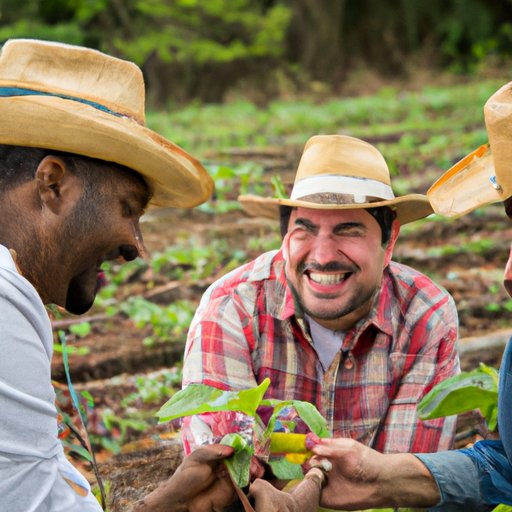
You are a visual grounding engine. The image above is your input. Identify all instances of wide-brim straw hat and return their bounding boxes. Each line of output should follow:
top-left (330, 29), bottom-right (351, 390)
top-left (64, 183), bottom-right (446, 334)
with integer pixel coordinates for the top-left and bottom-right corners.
top-left (239, 134), bottom-right (432, 225)
top-left (0, 39), bottom-right (213, 208)
top-left (428, 81), bottom-right (512, 217)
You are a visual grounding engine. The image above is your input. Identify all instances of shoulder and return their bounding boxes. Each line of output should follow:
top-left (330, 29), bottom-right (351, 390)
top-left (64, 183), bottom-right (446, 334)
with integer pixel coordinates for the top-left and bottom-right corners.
top-left (200, 249), bottom-right (282, 302)
top-left (0, 251), bottom-right (52, 348)
top-left (385, 261), bottom-right (457, 316)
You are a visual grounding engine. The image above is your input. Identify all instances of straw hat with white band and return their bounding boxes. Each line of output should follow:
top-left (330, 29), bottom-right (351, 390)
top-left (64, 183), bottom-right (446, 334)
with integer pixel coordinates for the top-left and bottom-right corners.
top-left (239, 134), bottom-right (433, 225)
top-left (0, 38), bottom-right (213, 208)
top-left (428, 81), bottom-right (512, 217)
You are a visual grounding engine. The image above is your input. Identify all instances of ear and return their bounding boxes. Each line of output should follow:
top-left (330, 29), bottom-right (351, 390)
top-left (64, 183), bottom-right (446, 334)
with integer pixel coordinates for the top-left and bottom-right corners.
top-left (35, 155), bottom-right (81, 214)
top-left (383, 218), bottom-right (400, 268)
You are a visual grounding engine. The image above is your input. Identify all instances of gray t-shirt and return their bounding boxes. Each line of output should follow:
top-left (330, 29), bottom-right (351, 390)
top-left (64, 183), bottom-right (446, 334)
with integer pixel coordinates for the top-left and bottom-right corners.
top-left (305, 314), bottom-right (346, 371)
top-left (0, 245), bottom-right (101, 511)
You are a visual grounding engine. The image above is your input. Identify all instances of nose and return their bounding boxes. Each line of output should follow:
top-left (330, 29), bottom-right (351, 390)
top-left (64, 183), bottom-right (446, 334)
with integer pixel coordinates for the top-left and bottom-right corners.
top-left (131, 221), bottom-right (149, 260)
top-left (309, 235), bottom-right (342, 265)
top-left (504, 245), bottom-right (512, 297)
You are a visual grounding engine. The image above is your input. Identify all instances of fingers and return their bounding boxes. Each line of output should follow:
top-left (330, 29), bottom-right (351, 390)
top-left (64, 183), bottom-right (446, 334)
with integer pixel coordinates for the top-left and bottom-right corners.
top-left (249, 479), bottom-right (297, 512)
top-left (287, 469), bottom-right (324, 511)
top-left (186, 444), bottom-right (234, 465)
top-left (187, 477), bottom-right (237, 512)
top-left (310, 436), bottom-right (353, 457)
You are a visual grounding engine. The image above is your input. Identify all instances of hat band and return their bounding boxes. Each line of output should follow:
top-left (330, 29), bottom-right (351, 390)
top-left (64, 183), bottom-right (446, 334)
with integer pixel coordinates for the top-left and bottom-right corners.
top-left (0, 87), bottom-right (124, 118)
top-left (290, 175), bottom-right (395, 204)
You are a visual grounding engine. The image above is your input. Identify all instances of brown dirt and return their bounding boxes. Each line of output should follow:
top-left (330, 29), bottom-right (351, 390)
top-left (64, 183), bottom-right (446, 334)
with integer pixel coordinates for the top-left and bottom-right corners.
top-left (49, 147), bottom-right (511, 511)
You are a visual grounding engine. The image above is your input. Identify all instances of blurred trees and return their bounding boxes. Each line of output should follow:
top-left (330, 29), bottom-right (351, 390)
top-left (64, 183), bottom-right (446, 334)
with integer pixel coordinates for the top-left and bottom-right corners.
top-left (0, 0), bottom-right (511, 104)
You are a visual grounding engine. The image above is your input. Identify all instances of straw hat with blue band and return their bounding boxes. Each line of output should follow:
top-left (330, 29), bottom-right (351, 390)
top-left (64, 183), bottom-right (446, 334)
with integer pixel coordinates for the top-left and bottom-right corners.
top-left (239, 134), bottom-right (433, 225)
top-left (428, 81), bottom-right (512, 217)
top-left (0, 38), bottom-right (213, 208)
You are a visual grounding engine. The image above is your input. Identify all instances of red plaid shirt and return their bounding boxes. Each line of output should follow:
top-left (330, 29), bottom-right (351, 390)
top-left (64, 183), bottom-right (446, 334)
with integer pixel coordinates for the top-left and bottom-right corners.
top-left (183, 249), bottom-right (460, 453)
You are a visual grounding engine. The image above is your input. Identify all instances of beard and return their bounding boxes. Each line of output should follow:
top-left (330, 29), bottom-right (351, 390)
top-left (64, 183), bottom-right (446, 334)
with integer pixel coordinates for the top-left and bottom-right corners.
top-left (287, 278), bottom-right (378, 322)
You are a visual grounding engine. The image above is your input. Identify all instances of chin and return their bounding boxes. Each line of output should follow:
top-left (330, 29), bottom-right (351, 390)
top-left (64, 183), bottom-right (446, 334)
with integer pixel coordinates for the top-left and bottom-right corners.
top-left (64, 276), bottom-right (97, 315)
top-left (65, 293), bottom-right (95, 315)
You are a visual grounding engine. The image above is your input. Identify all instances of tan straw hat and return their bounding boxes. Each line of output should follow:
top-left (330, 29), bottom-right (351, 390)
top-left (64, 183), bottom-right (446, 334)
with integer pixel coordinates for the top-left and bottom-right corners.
top-left (0, 39), bottom-right (213, 207)
top-left (428, 81), bottom-right (512, 217)
top-left (239, 134), bottom-right (432, 225)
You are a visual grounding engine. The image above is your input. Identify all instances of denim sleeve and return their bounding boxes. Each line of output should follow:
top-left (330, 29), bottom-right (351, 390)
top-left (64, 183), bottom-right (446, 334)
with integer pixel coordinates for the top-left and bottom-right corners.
top-left (415, 440), bottom-right (512, 511)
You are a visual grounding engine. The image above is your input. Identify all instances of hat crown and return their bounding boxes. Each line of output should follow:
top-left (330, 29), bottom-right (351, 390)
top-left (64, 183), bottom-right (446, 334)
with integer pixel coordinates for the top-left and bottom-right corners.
top-left (295, 134), bottom-right (391, 186)
top-left (0, 39), bottom-right (145, 123)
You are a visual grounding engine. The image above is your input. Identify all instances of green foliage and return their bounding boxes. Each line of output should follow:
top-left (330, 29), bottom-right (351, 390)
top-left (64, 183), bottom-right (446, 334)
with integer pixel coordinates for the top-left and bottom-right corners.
top-left (119, 297), bottom-right (195, 346)
top-left (112, 0), bottom-right (292, 65)
top-left (149, 79), bottom-right (504, 165)
top-left (157, 379), bottom-right (328, 487)
top-left (69, 321), bottom-right (92, 338)
top-left (417, 363), bottom-right (499, 431)
top-left (158, 378), bottom-right (271, 422)
top-left (199, 162), bottom-right (266, 213)
top-left (121, 370), bottom-right (182, 407)
top-left (97, 408), bottom-right (148, 454)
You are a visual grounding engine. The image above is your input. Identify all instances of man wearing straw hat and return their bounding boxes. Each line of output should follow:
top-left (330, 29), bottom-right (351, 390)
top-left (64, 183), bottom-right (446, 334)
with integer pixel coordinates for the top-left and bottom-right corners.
top-left (305, 81), bottom-right (512, 510)
top-left (181, 134), bottom-right (460, 458)
top-left (0, 38), bottom-right (234, 511)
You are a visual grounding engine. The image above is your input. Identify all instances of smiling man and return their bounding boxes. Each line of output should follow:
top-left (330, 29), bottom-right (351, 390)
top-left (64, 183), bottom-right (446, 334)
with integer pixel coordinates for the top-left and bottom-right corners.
top-left (0, 39), bottom-right (213, 511)
top-left (182, 134), bottom-right (460, 460)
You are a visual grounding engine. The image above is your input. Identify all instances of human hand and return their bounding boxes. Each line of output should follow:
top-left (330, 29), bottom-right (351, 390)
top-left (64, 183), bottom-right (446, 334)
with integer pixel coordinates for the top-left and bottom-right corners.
top-left (309, 437), bottom-right (383, 510)
top-left (133, 444), bottom-right (236, 512)
top-left (248, 467), bottom-right (326, 512)
top-left (310, 437), bottom-right (439, 510)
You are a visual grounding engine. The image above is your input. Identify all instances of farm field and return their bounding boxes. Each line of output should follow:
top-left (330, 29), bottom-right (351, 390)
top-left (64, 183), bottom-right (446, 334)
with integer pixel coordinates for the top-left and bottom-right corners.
top-left (50, 76), bottom-right (512, 510)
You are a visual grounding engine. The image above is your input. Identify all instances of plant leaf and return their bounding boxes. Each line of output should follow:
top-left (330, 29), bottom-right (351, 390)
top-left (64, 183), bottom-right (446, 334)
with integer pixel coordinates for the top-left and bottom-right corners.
top-left (261, 398), bottom-right (329, 438)
top-left (221, 433), bottom-right (253, 488)
top-left (157, 378), bottom-right (270, 422)
top-left (417, 366), bottom-right (499, 429)
top-left (268, 457), bottom-right (304, 480)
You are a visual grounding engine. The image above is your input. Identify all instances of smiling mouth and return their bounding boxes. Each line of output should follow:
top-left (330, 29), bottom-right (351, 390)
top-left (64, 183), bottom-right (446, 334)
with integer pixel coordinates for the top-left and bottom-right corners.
top-left (308, 271), bottom-right (352, 285)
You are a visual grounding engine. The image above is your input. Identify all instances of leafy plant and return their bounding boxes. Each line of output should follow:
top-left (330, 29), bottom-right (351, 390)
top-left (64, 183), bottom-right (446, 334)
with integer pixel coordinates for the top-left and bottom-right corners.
top-left (157, 378), bottom-right (328, 488)
top-left (119, 297), bottom-right (196, 346)
top-left (417, 362), bottom-right (499, 430)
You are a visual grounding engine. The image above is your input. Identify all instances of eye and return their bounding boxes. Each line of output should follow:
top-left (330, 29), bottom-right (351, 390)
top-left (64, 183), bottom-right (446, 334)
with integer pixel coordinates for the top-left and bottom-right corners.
top-left (121, 200), bottom-right (139, 218)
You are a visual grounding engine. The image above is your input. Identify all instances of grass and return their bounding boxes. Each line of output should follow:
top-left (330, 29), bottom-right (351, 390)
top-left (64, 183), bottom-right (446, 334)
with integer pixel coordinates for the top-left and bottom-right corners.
top-left (147, 77), bottom-right (510, 171)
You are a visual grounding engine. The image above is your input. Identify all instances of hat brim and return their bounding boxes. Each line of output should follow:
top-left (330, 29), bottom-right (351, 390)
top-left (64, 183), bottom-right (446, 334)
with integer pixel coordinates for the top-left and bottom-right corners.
top-left (0, 95), bottom-right (213, 208)
top-left (427, 144), bottom-right (501, 218)
top-left (239, 193), bottom-right (433, 225)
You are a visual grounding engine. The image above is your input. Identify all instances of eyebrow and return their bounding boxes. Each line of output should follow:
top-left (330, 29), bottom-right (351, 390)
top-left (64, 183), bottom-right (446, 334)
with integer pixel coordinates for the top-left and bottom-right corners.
top-left (293, 217), bottom-right (366, 233)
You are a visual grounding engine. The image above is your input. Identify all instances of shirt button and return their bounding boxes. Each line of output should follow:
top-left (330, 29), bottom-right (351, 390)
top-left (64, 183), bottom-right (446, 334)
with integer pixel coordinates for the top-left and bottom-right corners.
top-left (344, 354), bottom-right (354, 370)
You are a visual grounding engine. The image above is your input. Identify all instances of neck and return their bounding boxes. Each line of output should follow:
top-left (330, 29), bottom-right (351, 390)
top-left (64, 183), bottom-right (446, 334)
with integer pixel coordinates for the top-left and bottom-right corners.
top-left (0, 196), bottom-right (50, 302)
top-left (310, 300), bottom-right (373, 332)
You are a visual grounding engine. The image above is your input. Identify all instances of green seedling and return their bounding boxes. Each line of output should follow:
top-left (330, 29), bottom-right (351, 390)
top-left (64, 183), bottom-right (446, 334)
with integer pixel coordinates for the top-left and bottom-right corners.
top-left (157, 378), bottom-right (328, 487)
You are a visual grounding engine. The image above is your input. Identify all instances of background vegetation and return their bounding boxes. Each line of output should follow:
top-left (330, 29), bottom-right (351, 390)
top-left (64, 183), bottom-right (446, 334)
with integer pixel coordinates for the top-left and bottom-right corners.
top-left (1, 0), bottom-right (512, 105)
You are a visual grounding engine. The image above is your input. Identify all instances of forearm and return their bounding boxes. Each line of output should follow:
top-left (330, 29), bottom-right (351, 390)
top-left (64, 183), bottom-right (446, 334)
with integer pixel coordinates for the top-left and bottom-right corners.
top-left (372, 453), bottom-right (440, 508)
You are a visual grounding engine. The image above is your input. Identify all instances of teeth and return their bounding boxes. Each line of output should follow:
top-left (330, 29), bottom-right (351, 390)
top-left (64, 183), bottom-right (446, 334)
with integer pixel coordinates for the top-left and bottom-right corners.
top-left (309, 272), bottom-right (348, 285)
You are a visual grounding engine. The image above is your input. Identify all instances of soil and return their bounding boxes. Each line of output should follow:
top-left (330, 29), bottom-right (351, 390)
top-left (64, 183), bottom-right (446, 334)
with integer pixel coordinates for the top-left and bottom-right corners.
top-left (49, 146), bottom-right (511, 511)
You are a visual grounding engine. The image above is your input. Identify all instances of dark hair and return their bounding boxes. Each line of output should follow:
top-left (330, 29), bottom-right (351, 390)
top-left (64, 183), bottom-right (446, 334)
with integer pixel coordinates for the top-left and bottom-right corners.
top-left (365, 206), bottom-right (397, 245)
top-left (504, 196), bottom-right (512, 219)
top-left (279, 204), bottom-right (396, 245)
top-left (0, 144), bottom-right (149, 199)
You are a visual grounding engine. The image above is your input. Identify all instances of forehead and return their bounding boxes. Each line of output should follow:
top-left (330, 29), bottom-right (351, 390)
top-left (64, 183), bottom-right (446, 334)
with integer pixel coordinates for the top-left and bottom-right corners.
top-left (291, 207), bottom-right (374, 224)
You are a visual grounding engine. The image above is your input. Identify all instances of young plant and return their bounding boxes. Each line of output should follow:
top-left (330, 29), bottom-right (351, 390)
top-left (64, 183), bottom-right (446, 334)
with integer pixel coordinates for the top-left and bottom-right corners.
top-left (156, 378), bottom-right (328, 488)
top-left (417, 362), bottom-right (499, 430)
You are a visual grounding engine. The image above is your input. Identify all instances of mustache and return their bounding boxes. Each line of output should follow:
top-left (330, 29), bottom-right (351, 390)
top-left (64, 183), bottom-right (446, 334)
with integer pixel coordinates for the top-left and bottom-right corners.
top-left (299, 261), bottom-right (357, 273)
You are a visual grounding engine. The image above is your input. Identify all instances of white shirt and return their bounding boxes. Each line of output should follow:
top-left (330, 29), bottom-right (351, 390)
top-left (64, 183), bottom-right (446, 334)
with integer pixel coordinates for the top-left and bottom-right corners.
top-left (0, 245), bottom-right (101, 511)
